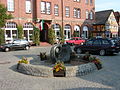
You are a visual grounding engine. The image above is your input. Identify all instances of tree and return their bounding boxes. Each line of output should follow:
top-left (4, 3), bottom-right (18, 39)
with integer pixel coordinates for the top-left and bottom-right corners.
top-left (33, 26), bottom-right (40, 46)
top-left (48, 28), bottom-right (55, 45)
top-left (0, 4), bottom-right (12, 28)
top-left (0, 4), bottom-right (12, 45)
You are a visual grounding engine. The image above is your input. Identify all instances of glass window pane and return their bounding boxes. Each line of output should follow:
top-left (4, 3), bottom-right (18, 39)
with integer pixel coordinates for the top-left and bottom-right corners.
top-left (41, 2), bottom-right (46, 13)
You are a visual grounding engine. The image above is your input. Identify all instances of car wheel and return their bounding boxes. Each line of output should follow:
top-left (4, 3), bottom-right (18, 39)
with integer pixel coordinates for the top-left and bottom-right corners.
top-left (76, 48), bottom-right (82, 54)
top-left (25, 46), bottom-right (30, 50)
top-left (5, 48), bottom-right (10, 52)
top-left (99, 49), bottom-right (106, 56)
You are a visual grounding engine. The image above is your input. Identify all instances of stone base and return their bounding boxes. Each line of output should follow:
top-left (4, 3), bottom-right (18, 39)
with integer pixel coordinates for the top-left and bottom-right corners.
top-left (17, 62), bottom-right (97, 77)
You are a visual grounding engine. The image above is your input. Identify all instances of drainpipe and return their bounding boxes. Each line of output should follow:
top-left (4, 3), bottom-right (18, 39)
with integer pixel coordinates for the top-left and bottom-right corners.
top-left (61, 0), bottom-right (64, 39)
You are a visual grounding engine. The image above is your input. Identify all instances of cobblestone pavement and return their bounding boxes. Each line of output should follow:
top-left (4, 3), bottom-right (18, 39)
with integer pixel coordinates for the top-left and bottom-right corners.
top-left (0, 46), bottom-right (120, 90)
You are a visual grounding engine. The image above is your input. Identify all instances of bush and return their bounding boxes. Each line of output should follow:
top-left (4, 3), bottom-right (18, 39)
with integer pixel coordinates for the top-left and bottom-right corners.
top-left (0, 29), bottom-right (5, 45)
top-left (17, 25), bottom-right (23, 39)
top-left (48, 28), bottom-right (55, 45)
top-left (33, 26), bottom-right (40, 46)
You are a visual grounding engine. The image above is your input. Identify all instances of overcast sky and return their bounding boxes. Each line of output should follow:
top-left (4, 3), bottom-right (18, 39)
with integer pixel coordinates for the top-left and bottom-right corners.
top-left (95, 0), bottom-right (120, 12)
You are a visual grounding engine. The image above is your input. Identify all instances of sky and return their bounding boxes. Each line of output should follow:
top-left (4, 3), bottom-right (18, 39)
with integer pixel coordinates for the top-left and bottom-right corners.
top-left (95, 0), bottom-right (120, 12)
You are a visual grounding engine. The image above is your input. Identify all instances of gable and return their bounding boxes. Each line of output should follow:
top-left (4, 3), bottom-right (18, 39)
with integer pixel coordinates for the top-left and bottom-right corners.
top-left (106, 12), bottom-right (118, 26)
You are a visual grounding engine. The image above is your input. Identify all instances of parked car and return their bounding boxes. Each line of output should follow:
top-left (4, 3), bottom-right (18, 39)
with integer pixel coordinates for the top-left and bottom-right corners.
top-left (111, 37), bottom-right (120, 47)
top-left (74, 38), bottom-right (120, 56)
top-left (66, 37), bottom-right (85, 45)
top-left (0, 39), bottom-right (30, 52)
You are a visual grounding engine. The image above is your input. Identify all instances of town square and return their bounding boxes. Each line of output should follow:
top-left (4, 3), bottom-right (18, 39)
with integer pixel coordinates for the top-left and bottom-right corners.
top-left (0, 0), bottom-right (120, 90)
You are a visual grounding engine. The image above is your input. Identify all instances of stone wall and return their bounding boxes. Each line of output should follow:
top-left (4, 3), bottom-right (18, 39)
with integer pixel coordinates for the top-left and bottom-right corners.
top-left (17, 62), bottom-right (97, 77)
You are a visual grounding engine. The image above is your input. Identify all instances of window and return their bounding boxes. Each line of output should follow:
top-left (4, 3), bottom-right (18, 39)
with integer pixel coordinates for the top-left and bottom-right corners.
top-left (5, 22), bottom-right (17, 40)
top-left (53, 24), bottom-right (60, 39)
top-left (90, 11), bottom-right (93, 19)
top-left (74, 8), bottom-right (80, 18)
top-left (54, 5), bottom-right (59, 16)
top-left (77, 9), bottom-right (80, 18)
top-left (102, 40), bottom-right (109, 45)
top-left (86, 40), bottom-right (93, 45)
top-left (86, 10), bottom-right (89, 19)
top-left (41, 2), bottom-right (46, 13)
top-left (5, 22), bottom-right (17, 28)
top-left (74, 25), bottom-right (80, 37)
top-left (46, 2), bottom-right (51, 14)
top-left (64, 25), bottom-right (71, 39)
top-left (74, 0), bottom-right (80, 2)
top-left (85, 0), bottom-right (89, 4)
top-left (65, 7), bottom-right (70, 17)
top-left (7, 0), bottom-right (14, 11)
top-left (93, 40), bottom-right (101, 45)
top-left (90, 0), bottom-right (93, 4)
top-left (74, 8), bottom-right (77, 17)
top-left (23, 23), bottom-right (33, 28)
top-left (26, 0), bottom-right (31, 13)
top-left (41, 2), bottom-right (51, 14)
top-left (23, 23), bottom-right (33, 41)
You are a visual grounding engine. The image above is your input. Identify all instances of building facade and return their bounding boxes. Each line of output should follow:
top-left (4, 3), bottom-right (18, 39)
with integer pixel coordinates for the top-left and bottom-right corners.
top-left (93, 10), bottom-right (118, 38)
top-left (0, 0), bottom-right (95, 43)
top-left (114, 12), bottom-right (120, 37)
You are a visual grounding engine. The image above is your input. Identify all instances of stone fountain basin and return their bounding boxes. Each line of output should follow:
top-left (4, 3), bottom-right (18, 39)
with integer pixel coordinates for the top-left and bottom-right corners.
top-left (17, 57), bottom-right (98, 77)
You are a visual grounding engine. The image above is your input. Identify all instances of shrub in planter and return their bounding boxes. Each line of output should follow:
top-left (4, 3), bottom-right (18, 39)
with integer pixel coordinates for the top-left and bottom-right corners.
top-left (48, 28), bottom-right (55, 45)
top-left (33, 26), bottom-right (40, 46)
top-left (89, 56), bottom-right (102, 70)
top-left (17, 25), bottom-right (23, 39)
top-left (39, 52), bottom-right (47, 61)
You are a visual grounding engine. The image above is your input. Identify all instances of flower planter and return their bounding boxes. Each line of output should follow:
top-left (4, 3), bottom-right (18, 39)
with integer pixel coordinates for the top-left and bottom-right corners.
top-left (95, 63), bottom-right (102, 70)
top-left (53, 70), bottom-right (66, 77)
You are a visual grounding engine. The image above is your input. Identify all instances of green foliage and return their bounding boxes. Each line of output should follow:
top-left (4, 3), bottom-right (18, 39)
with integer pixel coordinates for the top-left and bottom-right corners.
top-left (33, 26), bottom-right (40, 46)
top-left (73, 31), bottom-right (79, 37)
top-left (18, 56), bottom-right (28, 64)
top-left (0, 4), bottom-right (13, 28)
top-left (60, 26), bottom-right (65, 43)
top-left (0, 29), bottom-right (5, 45)
top-left (0, 4), bottom-right (12, 45)
top-left (53, 60), bottom-right (66, 72)
top-left (17, 25), bottom-right (23, 39)
top-left (48, 28), bottom-right (55, 45)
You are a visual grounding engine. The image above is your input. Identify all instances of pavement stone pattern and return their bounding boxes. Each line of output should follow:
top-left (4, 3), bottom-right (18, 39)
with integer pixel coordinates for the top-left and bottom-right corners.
top-left (0, 46), bottom-right (120, 90)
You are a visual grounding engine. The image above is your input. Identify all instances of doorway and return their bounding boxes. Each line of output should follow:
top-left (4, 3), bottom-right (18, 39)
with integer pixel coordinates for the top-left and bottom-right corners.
top-left (40, 23), bottom-right (49, 42)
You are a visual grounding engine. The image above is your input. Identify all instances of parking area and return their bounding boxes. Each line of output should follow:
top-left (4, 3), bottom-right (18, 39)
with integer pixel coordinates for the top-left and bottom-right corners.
top-left (0, 46), bottom-right (120, 90)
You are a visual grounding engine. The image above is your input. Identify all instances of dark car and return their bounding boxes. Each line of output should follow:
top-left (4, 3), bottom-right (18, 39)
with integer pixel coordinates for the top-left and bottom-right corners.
top-left (111, 37), bottom-right (120, 47)
top-left (0, 39), bottom-right (30, 52)
top-left (74, 38), bottom-right (120, 56)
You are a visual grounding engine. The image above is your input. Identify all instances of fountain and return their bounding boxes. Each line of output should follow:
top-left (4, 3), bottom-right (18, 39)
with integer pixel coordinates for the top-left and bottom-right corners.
top-left (17, 44), bottom-right (102, 77)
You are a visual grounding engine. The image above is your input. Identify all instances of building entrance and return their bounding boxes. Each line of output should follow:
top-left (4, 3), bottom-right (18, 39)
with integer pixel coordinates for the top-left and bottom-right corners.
top-left (40, 23), bottom-right (48, 42)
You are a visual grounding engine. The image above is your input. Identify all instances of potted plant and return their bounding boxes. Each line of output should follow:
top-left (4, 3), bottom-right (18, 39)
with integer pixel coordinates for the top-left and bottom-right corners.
top-left (17, 56), bottom-right (28, 70)
top-left (53, 61), bottom-right (66, 77)
top-left (39, 52), bottom-right (47, 61)
top-left (89, 56), bottom-right (102, 70)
